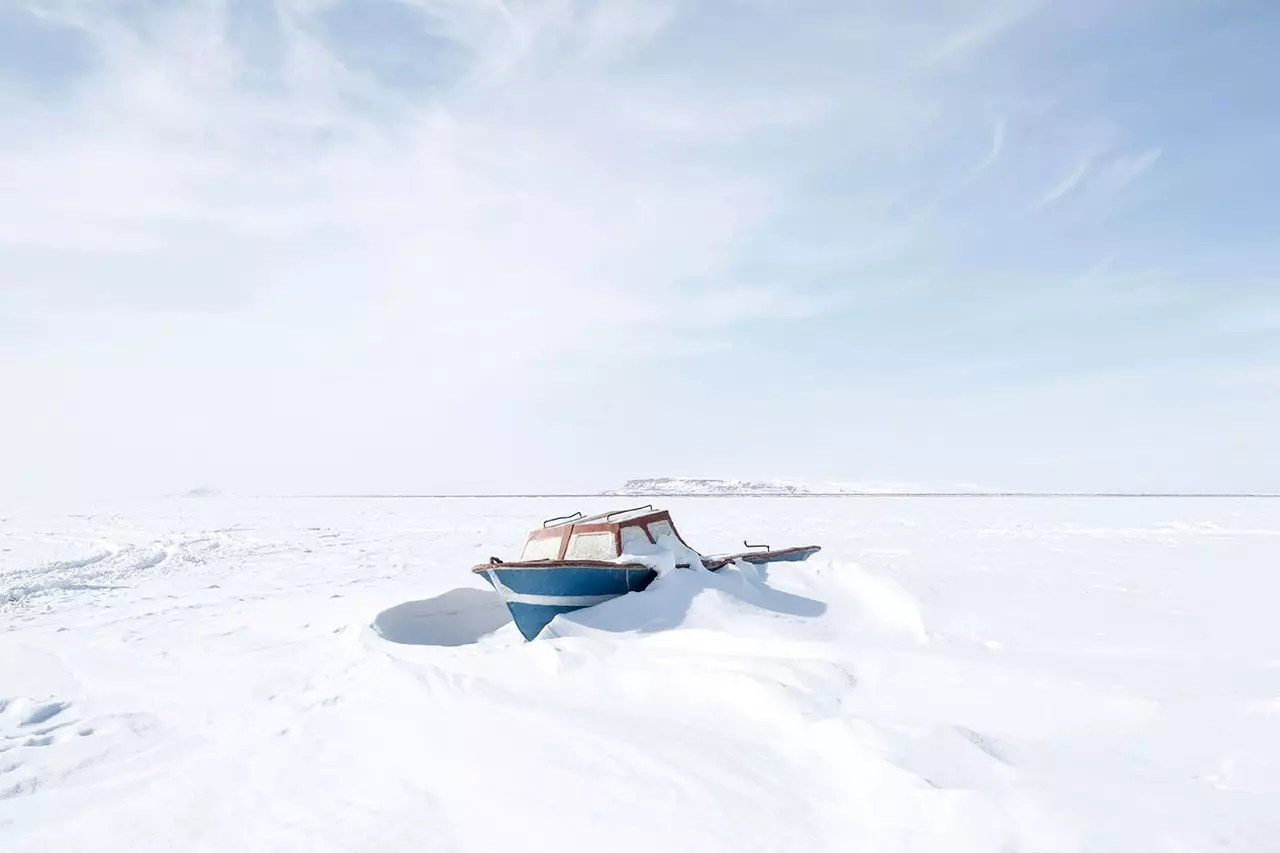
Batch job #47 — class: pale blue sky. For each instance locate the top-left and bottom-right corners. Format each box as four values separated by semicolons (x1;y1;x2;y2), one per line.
0;0;1276;497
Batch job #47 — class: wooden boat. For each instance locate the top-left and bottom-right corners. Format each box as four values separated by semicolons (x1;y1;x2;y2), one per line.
471;506;821;640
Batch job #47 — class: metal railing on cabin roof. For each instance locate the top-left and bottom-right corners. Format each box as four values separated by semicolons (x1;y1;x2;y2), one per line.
606;505;653;520
541;505;660;528
542;511;584;528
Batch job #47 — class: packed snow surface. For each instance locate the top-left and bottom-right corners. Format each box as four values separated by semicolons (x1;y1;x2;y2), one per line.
2;497;1278;852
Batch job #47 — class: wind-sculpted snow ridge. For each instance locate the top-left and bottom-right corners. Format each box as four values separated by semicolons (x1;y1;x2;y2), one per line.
1;496;1278;851
356;558;1094;850
541;556;927;647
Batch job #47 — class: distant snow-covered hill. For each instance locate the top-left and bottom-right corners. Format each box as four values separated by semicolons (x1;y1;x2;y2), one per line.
606;478;809;496
604;477;987;496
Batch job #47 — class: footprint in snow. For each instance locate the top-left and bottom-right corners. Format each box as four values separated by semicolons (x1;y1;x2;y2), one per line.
20;701;68;728
0;699;78;748
1;778;39;800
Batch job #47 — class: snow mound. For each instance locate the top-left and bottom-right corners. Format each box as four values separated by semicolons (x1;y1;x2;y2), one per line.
820;558;930;646
613;526;713;575
542;556;927;647
181;486;221;498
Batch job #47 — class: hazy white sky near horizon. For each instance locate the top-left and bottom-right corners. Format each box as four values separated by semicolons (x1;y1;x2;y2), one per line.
1;0;1277;498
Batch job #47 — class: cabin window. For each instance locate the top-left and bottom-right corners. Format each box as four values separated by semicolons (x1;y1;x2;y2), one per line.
521;536;563;561
620;525;652;553
564;532;617;560
646;520;676;544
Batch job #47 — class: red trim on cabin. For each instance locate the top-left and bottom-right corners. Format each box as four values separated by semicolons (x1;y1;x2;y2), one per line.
471;560;654;573
522;526;568;561
519;508;709;563
565;522;615;534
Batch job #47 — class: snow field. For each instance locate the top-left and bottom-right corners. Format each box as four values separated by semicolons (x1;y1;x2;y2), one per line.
2;497;1278;851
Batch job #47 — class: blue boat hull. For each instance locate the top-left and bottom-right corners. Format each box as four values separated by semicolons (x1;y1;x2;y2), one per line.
472;544;820;641
474;562;658;640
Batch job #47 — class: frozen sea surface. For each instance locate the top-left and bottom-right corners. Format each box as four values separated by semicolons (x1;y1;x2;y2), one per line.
2;497;1278;852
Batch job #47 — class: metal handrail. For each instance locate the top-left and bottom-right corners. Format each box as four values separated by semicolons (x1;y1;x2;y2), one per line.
744;540;770;551
542;511;584;528
607;504;653;520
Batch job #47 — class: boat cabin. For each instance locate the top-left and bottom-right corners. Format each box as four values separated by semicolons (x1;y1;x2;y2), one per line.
518;505;690;563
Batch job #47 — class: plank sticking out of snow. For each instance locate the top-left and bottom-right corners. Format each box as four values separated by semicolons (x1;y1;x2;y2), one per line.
2;496;1279;852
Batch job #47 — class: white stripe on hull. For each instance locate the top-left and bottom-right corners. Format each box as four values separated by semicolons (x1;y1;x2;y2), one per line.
485;570;623;608
504;591;620;607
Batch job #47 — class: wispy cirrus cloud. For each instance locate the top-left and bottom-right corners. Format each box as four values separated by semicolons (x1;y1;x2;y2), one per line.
1031;157;1093;209
926;0;1042;64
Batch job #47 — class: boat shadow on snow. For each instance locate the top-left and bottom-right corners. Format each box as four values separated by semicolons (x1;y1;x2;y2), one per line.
371;588;514;647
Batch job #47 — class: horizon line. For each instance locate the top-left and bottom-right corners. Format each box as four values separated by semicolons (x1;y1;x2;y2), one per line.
222;492;1280;499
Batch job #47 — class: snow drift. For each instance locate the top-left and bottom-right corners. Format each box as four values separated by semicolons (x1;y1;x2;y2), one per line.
2;496;1278;852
